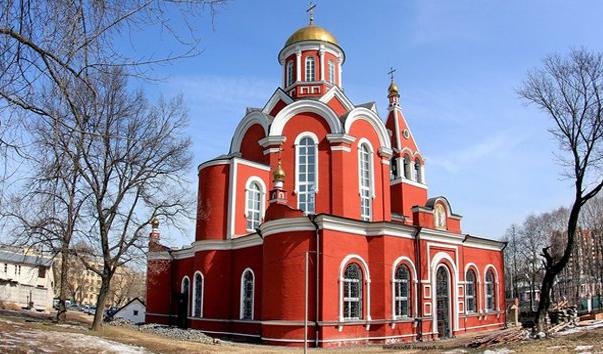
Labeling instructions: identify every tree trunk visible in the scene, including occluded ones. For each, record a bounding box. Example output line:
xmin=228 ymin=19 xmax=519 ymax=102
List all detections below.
xmin=91 ymin=273 xmax=111 ymax=330
xmin=56 ymin=246 xmax=70 ymax=323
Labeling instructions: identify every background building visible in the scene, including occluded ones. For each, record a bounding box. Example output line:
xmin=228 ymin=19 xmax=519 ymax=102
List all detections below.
xmin=0 ymin=247 xmax=54 ymax=311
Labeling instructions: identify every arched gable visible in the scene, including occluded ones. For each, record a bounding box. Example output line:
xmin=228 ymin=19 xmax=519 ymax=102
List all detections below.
xmin=270 ymin=100 xmax=343 ymax=137
xmin=230 ymin=111 xmax=270 ymax=154
xmin=344 ymin=107 xmax=391 ymax=149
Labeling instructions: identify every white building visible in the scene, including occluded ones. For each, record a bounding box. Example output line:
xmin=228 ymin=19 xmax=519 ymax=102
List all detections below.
xmin=113 ymin=297 xmax=145 ymax=323
xmin=0 ymin=249 xmax=55 ymax=311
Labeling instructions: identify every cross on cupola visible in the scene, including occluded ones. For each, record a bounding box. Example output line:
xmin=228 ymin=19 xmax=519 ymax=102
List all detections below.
xmin=307 ymin=1 xmax=316 ymax=25
xmin=388 ymin=66 xmax=400 ymax=106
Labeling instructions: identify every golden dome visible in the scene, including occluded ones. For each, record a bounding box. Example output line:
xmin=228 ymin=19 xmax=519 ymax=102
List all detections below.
xmin=388 ymin=81 xmax=399 ymax=95
xmin=284 ymin=25 xmax=339 ymax=48
xmin=151 ymin=216 xmax=160 ymax=229
xmin=273 ymin=161 xmax=286 ymax=181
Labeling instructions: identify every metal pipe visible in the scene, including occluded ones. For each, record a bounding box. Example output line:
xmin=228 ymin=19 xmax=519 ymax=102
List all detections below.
xmin=413 ymin=227 xmax=423 ymax=341
xmin=309 ymin=214 xmax=321 ymax=348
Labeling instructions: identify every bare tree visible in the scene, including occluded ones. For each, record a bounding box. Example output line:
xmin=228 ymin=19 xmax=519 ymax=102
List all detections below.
xmin=519 ymin=49 xmax=603 ymax=332
xmin=503 ymin=224 xmax=521 ymax=300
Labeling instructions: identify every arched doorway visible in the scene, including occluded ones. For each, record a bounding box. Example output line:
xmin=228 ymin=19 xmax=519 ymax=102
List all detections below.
xmin=436 ymin=266 xmax=451 ymax=338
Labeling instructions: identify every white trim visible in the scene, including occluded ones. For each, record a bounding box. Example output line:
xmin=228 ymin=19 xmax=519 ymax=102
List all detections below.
xmin=433 ymin=263 xmax=454 ymax=338
xmin=240 ymin=268 xmax=255 ymax=320
xmin=330 ymin=146 xmax=351 ymax=152
xmin=270 ymin=100 xmax=343 ymax=136
xmin=390 ymin=176 xmax=428 ymax=189
xmin=227 ymin=159 xmax=237 ymax=239
xmin=339 ymin=254 xmax=371 ymax=322
xmin=464 ymin=263 xmax=482 ymax=314
xmin=191 ymin=271 xmax=204 ymax=318
xmin=258 ymin=135 xmax=287 ymax=147
xmin=199 ymin=329 xmax=261 ymax=338
xmin=236 ymin=158 xmax=271 ymax=172
xmin=319 ymin=86 xmax=354 ymax=111
xmin=229 ymin=111 xmax=270 ymax=154
xmin=295 ymin=132 xmax=319 ymax=211
xmin=430 ymin=252 xmax=459 ymax=334
xmin=391 ymin=256 xmax=418 ymax=320
xmin=279 ymin=41 xmax=345 ymax=65
xmin=197 ymin=158 xmax=230 ymax=172
xmin=244 ymin=176 xmax=267 ymax=231
xmin=260 ymin=217 xmax=315 ymax=237
xmin=326 ymin=133 xmax=356 ymax=144
xmin=344 ymin=107 xmax=392 ymax=149
xmin=357 ymin=138 xmax=375 ymax=222
xmin=483 ymin=264 xmax=500 ymax=313
xmin=262 ymin=89 xmax=294 ymax=116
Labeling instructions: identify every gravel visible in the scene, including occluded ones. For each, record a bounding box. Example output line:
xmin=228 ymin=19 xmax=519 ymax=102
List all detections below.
xmin=108 ymin=318 xmax=221 ymax=345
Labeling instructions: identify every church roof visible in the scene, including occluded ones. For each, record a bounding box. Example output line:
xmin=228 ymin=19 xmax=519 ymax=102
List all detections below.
xmin=284 ymin=25 xmax=339 ymax=48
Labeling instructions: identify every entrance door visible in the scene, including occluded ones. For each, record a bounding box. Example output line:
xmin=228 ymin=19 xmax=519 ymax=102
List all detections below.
xmin=436 ymin=266 xmax=451 ymax=338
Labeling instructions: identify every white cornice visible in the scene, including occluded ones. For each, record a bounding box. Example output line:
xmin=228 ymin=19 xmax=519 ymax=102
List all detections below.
xmin=258 ymin=135 xmax=287 ymax=147
xmin=319 ymin=86 xmax=354 ymax=111
xmin=259 ymin=217 xmax=315 ymax=237
xmin=315 ymin=215 xmax=416 ymax=239
xmin=234 ymin=157 xmax=270 ymax=172
xmin=326 ymin=134 xmax=356 ymax=145
xmin=261 ymin=89 xmax=294 ymax=115
xmin=197 ymin=158 xmax=231 ymax=172
xmin=278 ymin=41 xmax=345 ymax=65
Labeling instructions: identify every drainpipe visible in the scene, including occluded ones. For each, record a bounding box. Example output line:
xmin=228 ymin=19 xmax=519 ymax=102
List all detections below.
xmin=414 ymin=226 xmax=423 ymax=341
xmin=309 ymin=214 xmax=320 ymax=348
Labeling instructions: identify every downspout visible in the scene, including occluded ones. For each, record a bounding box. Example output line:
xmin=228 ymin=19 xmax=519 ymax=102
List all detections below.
xmin=462 ymin=235 xmax=469 ymax=333
xmin=413 ymin=226 xmax=423 ymax=341
xmin=309 ymin=215 xmax=320 ymax=348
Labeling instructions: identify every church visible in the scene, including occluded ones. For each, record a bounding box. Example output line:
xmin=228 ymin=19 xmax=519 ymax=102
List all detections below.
xmin=146 ymin=11 xmax=506 ymax=347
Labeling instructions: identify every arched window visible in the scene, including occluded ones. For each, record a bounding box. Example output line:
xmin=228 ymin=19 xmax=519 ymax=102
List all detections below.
xmin=240 ymin=269 xmax=255 ymax=320
xmin=305 ymin=56 xmax=315 ymax=81
xmin=286 ymin=61 xmax=295 ymax=86
xmin=403 ymin=155 xmax=411 ymax=179
xmin=192 ymin=272 xmax=204 ymax=317
xmin=358 ymin=143 xmax=373 ymax=221
xmin=465 ymin=269 xmax=477 ymax=313
xmin=181 ymin=276 xmax=190 ymax=315
xmin=390 ymin=157 xmax=398 ymax=180
xmin=245 ymin=181 xmax=263 ymax=231
xmin=394 ymin=265 xmax=411 ymax=318
xmin=296 ymin=135 xmax=317 ymax=214
xmin=343 ymin=263 xmax=363 ymax=320
xmin=485 ymin=269 xmax=495 ymax=312
xmin=328 ymin=59 xmax=335 ymax=84
xmin=414 ymin=158 xmax=422 ymax=183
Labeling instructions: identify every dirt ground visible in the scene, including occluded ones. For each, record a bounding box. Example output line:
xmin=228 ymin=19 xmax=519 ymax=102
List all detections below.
xmin=0 ymin=310 xmax=602 ymax=353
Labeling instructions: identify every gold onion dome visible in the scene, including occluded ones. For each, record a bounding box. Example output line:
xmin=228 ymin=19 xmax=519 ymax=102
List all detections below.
xmin=388 ymin=81 xmax=399 ymax=95
xmin=151 ymin=216 xmax=160 ymax=229
xmin=284 ymin=25 xmax=339 ymax=48
xmin=273 ymin=161 xmax=286 ymax=181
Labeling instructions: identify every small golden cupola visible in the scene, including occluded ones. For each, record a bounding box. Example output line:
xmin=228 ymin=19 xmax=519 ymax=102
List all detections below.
xmin=388 ymin=67 xmax=400 ymax=106
xmin=273 ymin=159 xmax=286 ymax=182
xmin=278 ymin=2 xmax=345 ymax=98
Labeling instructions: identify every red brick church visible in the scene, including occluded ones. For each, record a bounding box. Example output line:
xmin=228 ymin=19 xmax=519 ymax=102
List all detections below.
xmin=146 ymin=13 xmax=506 ymax=347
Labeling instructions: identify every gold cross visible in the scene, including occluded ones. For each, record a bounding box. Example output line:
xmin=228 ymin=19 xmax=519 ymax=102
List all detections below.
xmin=307 ymin=1 xmax=316 ymax=25
xmin=387 ymin=67 xmax=397 ymax=82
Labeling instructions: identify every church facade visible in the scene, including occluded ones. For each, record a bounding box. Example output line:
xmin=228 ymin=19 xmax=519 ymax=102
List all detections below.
xmin=146 ymin=17 xmax=506 ymax=347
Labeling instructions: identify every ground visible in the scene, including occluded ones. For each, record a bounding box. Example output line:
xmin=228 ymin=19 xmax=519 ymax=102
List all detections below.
xmin=0 ymin=310 xmax=602 ymax=353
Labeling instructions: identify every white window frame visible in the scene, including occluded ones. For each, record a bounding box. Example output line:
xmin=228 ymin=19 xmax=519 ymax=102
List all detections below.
xmin=286 ymin=61 xmax=295 ymax=86
xmin=393 ymin=264 xmax=411 ymax=319
xmin=338 ymin=254 xmax=371 ymax=322
xmin=465 ymin=269 xmax=477 ymax=314
xmin=244 ymin=177 xmax=266 ymax=232
xmin=295 ymin=132 xmax=319 ymax=214
xmin=240 ymin=268 xmax=255 ymax=320
xmin=305 ymin=56 xmax=315 ymax=82
xmin=484 ymin=266 xmax=498 ymax=313
xmin=391 ymin=256 xmax=418 ymax=321
xmin=192 ymin=271 xmax=204 ymax=318
xmin=357 ymin=139 xmax=375 ymax=221
xmin=343 ymin=263 xmax=363 ymax=320
xmin=328 ymin=59 xmax=335 ymax=84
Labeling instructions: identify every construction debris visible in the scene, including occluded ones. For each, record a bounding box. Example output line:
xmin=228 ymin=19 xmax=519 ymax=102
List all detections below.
xmin=467 ymin=327 xmax=529 ymax=348
xmin=546 ymin=301 xmax=579 ymax=334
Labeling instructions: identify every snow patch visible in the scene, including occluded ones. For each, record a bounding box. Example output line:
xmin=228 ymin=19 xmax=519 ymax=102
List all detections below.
xmin=574 ymin=345 xmax=593 ymax=351
xmin=482 ymin=349 xmax=515 ymax=354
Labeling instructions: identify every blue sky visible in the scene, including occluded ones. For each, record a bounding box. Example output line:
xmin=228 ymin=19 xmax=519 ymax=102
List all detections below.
xmin=136 ymin=1 xmax=603 ymax=246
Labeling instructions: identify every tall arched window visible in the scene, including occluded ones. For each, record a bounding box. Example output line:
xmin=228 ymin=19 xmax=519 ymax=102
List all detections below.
xmin=240 ymin=269 xmax=255 ymax=320
xmin=296 ymin=135 xmax=317 ymax=214
xmin=245 ymin=181 xmax=263 ymax=231
xmin=343 ymin=263 xmax=363 ymax=320
xmin=328 ymin=59 xmax=335 ymax=84
xmin=390 ymin=157 xmax=398 ymax=180
xmin=465 ymin=269 xmax=477 ymax=313
xmin=359 ymin=143 xmax=373 ymax=221
xmin=305 ymin=56 xmax=315 ymax=81
xmin=192 ymin=272 xmax=204 ymax=317
xmin=403 ymin=155 xmax=411 ymax=179
xmin=485 ymin=269 xmax=495 ymax=312
xmin=414 ymin=158 xmax=422 ymax=183
xmin=286 ymin=61 xmax=295 ymax=86
xmin=181 ymin=276 xmax=190 ymax=315
xmin=394 ymin=265 xmax=411 ymax=318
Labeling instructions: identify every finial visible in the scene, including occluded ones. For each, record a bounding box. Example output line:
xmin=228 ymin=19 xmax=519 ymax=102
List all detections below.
xmin=387 ymin=67 xmax=397 ymax=83
xmin=151 ymin=216 xmax=160 ymax=229
xmin=307 ymin=1 xmax=316 ymax=25
xmin=274 ymin=158 xmax=286 ymax=181
xmin=387 ymin=67 xmax=399 ymax=96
